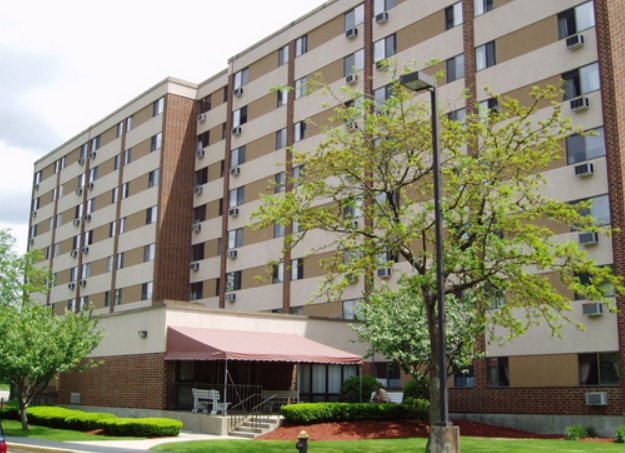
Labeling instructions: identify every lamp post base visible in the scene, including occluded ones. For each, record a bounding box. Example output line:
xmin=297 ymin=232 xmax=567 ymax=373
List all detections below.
xmin=430 ymin=425 xmax=460 ymax=453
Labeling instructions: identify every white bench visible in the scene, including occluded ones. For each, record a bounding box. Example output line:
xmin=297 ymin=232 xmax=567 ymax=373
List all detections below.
xmin=370 ymin=391 xmax=403 ymax=404
xmin=192 ymin=388 xmax=230 ymax=415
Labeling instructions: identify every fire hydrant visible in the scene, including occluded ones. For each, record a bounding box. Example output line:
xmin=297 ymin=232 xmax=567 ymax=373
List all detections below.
xmin=295 ymin=430 xmax=309 ymax=452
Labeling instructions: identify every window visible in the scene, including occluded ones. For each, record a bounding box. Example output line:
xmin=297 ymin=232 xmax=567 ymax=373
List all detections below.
xmin=197 ymin=131 xmax=210 ymax=152
xmin=192 ymin=243 xmax=205 ymax=261
xmin=343 ymin=197 xmax=363 ymax=219
xmin=82 ymin=263 xmax=91 ymax=278
xmin=190 ymin=282 xmax=203 ymax=301
xmin=295 ymin=76 xmax=308 ymax=99
xmin=119 ymin=217 xmax=126 ymax=233
xmin=148 ymin=169 xmax=160 ymax=188
xmin=277 ymin=87 xmax=289 ymax=106
xmin=574 ymin=267 xmax=615 ymax=301
xmin=574 ymin=194 xmax=611 ymax=227
xmin=223 ymin=86 xmax=228 ymax=102
xmin=374 ymin=34 xmax=397 ymax=65
xmin=563 ymin=63 xmax=600 ymax=100
xmin=232 ymin=106 xmax=248 ymax=127
xmin=141 ymin=282 xmax=153 ymax=300
xmin=88 ymin=166 xmax=98 ymax=183
xmin=295 ymin=35 xmax=308 ymax=57
xmin=194 ymin=204 xmax=207 ymax=223
xmin=122 ymin=182 xmax=129 ymax=199
xmin=124 ymin=148 xmax=132 ymax=165
xmin=126 ymin=116 xmax=133 ymax=132
xmin=566 ymin=127 xmax=605 ymax=164
xmin=153 ymin=97 xmax=164 ymax=116
xmin=479 ymin=98 xmax=499 ymax=117
xmin=107 ymin=256 xmax=114 ymax=272
xmin=445 ymin=2 xmax=463 ymax=29
xmin=274 ymin=223 xmax=286 ymax=238
xmin=273 ymin=262 xmax=284 ymax=283
xmin=229 ymin=186 xmax=245 ymax=208
xmin=278 ymin=45 xmax=289 ymax=66
xmin=151 ymin=132 xmax=162 ymax=151
xmin=144 ymin=243 xmax=155 ymax=262
xmin=74 ymin=204 xmax=83 ymax=220
xmin=558 ymin=1 xmax=595 ymax=39
xmin=226 ymin=271 xmax=242 ymax=291
xmin=293 ymin=165 xmax=304 ymax=187
xmin=343 ymin=298 xmax=363 ymax=320
xmin=104 ymin=291 xmax=111 ymax=307
xmin=198 ymin=95 xmax=211 ymax=113
xmin=299 ymin=364 xmax=358 ymax=401
xmin=86 ymin=197 xmax=95 ymax=214
xmin=448 ymin=107 xmax=466 ymax=122
xmin=221 ymin=122 xmax=227 ymax=140
xmin=579 ymin=352 xmax=620 ymax=385
xmin=116 ymin=121 xmax=124 ymax=138
xmin=77 ymin=173 xmax=85 ymax=189
xmin=344 ymin=4 xmax=364 ymax=31
xmin=294 ymin=121 xmax=307 ymax=142
xmin=374 ymin=0 xmax=396 ymax=15
xmin=227 ymin=228 xmax=244 ymax=249
xmin=375 ymin=362 xmax=401 ymax=388
xmin=276 ymin=128 xmax=287 ymax=149
xmin=115 ymin=288 xmax=122 ymax=305
xmin=454 ymin=367 xmax=476 ymax=388
xmin=195 ymin=168 xmax=208 ymax=186
xmin=487 ymin=357 xmax=509 ymax=387
xmin=234 ymin=67 xmax=250 ymax=90
xmin=274 ymin=172 xmax=286 ymax=193
xmin=54 ymin=156 xmax=66 ymax=173
xmin=344 ymin=49 xmax=365 ymax=76
xmin=70 ymin=266 xmax=78 ymax=282
xmin=476 ymin=41 xmax=496 ymax=71
xmin=374 ymin=84 xmax=394 ymax=109
xmin=67 ymin=299 xmax=75 ymax=311
xmin=54 ymin=242 xmax=60 ymax=257
xmin=146 ymin=206 xmax=158 ymax=225
xmin=72 ymin=235 xmax=81 ymax=251
xmin=113 ymin=154 xmax=121 ymax=170
xmin=91 ymin=136 xmax=101 ymax=151
xmin=447 ymin=53 xmax=465 ymax=83
xmin=293 ymin=258 xmax=304 ymax=280
xmin=109 ymin=221 xmax=116 ymax=238
xmin=474 ymin=0 xmax=493 ymax=16
xmin=231 ymin=146 xmax=247 ymax=167
xmin=116 ymin=253 xmax=125 ymax=270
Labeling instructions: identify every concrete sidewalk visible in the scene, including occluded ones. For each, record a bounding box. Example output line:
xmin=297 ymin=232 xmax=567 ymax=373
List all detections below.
xmin=8 ymin=432 xmax=246 ymax=453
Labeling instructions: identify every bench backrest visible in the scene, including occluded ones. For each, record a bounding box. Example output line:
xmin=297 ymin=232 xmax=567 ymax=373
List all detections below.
xmin=192 ymin=388 xmax=220 ymax=400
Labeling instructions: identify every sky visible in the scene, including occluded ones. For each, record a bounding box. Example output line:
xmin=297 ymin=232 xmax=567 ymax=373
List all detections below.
xmin=0 ymin=0 xmax=327 ymax=253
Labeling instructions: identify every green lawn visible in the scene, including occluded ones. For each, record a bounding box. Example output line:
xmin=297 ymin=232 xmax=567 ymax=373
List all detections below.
xmin=2 ymin=419 xmax=142 ymax=441
xmin=0 ymin=384 xmax=9 ymax=391
xmin=152 ymin=437 xmax=623 ymax=453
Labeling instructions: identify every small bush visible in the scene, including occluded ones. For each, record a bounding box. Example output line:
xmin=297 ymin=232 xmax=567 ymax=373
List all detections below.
xmin=564 ymin=424 xmax=596 ymax=440
xmin=401 ymin=397 xmax=429 ymax=422
xmin=338 ymin=375 xmax=381 ymax=403
xmin=27 ymin=407 xmax=79 ymax=428
xmin=64 ymin=412 xmax=117 ymax=431
xmin=281 ymin=402 xmax=411 ymax=424
xmin=615 ymin=425 xmax=625 ymax=443
xmin=99 ymin=418 xmax=183 ymax=437
xmin=402 ymin=376 xmax=429 ymax=401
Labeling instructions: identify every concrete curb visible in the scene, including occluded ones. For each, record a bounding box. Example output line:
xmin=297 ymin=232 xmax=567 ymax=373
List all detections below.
xmin=8 ymin=442 xmax=81 ymax=453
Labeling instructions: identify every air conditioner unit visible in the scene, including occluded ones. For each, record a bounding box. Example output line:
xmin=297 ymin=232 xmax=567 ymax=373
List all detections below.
xmin=29 ymin=238 xmax=34 ymax=246
xmin=232 ymin=126 xmax=242 ymax=136
xmin=582 ymin=302 xmax=604 ymax=317
xmin=346 ymin=120 xmax=357 ymax=130
xmin=230 ymin=166 xmax=241 ymax=176
xmin=375 ymin=11 xmax=389 ymax=24
xmin=234 ymin=87 xmax=244 ymax=97
xmin=79 ymin=279 xmax=87 ymax=288
xmin=78 ymin=157 xmax=86 ymax=166
xmin=198 ymin=113 xmax=207 ymax=122
xmin=570 ymin=96 xmax=590 ymax=112
xmin=585 ymin=392 xmax=608 ymax=406
xmin=579 ymin=232 xmax=599 ymax=246
xmin=345 ymin=27 xmax=358 ymax=39
xmin=194 ymin=185 xmax=203 ymax=195
xmin=377 ymin=268 xmax=392 ymax=279
xmin=227 ymin=249 xmax=238 ymax=259
xmin=190 ymin=262 xmax=200 ymax=271
xmin=81 ymin=246 xmax=89 ymax=254
xmin=87 ymin=182 xmax=94 ymax=191
xmin=30 ymin=210 xmax=37 ymax=218
xmin=33 ymin=183 xmax=40 ymax=191
xmin=68 ymin=282 xmax=76 ymax=290
xmin=76 ymin=187 xmax=83 ymax=196
xmin=225 ymin=293 xmax=236 ymax=302
xmin=351 ymin=220 xmax=360 ymax=229
xmin=346 ymin=74 xmax=358 ymax=85
xmin=376 ymin=60 xmax=388 ymax=71
xmin=228 ymin=207 xmax=239 ymax=217
xmin=73 ymin=218 xmax=81 ymax=226
xmin=90 ymin=151 xmax=97 ymax=159
xmin=84 ymin=214 xmax=92 ymax=223
xmin=566 ymin=33 xmax=585 ymax=50
xmin=70 ymin=249 xmax=79 ymax=258
xmin=574 ymin=163 xmax=594 ymax=177
xmin=196 ymin=148 xmax=205 ymax=158
xmin=192 ymin=223 xmax=202 ymax=233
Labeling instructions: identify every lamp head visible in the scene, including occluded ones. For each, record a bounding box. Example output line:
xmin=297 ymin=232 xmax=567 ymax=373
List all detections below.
xmin=399 ymin=71 xmax=436 ymax=92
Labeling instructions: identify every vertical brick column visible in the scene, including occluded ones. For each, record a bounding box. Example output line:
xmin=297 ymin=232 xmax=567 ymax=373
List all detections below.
xmin=46 ymin=163 xmax=64 ymax=306
xmin=462 ymin=0 xmax=477 ymax=115
xmin=110 ymin=122 xmax=128 ymax=312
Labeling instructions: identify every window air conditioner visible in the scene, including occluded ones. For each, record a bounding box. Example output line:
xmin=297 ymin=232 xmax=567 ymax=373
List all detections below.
xmin=73 ymin=218 xmax=81 ymax=226
xmin=225 ymin=293 xmax=237 ymax=302
xmin=30 ymin=210 xmax=37 ymax=218
xmin=578 ymin=232 xmax=599 ymax=246
xmin=376 ymin=60 xmax=388 ymax=71
xmin=227 ymin=249 xmax=238 ymax=259
xmin=194 ymin=185 xmax=203 ymax=195
xmin=582 ymin=302 xmax=604 ymax=317
xmin=196 ymin=148 xmax=205 ymax=158
xmin=198 ymin=113 xmax=207 ymax=122
xmin=33 ymin=183 xmax=40 ymax=191
xmin=78 ymin=157 xmax=86 ymax=166
xmin=232 ymin=126 xmax=242 ymax=136
xmin=377 ymin=268 xmax=392 ymax=279
xmin=345 ymin=27 xmax=358 ymax=39
xmin=566 ymin=34 xmax=585 ymax=50
xmin=230 ymin=166 xmax=241 ymax=176
xmin=87 ymin=182 xmax=94 ymax=191
xmin=346 ymin=74 xmax=358 ymax=85
xmin=585 ymin=392 xmax=608 ymax=406
xmin=228 ymin=207 xmax=239 ymax=217
xmin=570 ymin=96 xmax=590 ymax=112
xmin=76 ymin=187 xmax=83 ymax=196
xmin=190 ymin=262 xmax=200 ymax=271
xmin=192 ymin=223 xmax=202 ymax=233
xmin=81 ymin=246 xmax=89 ymax=254
xmin=90 ymin=151 xmax=97 ymax=159
xmin=234 ymin=87 xmax=244 ymax=97
xmin=574 ymin=163 xmax=594 ymax=177
xmin=68 ymin=282 xmax=76 ymax=290
xmin=71 ymin=249 xmax=79 ymax=258
xmin=375 ymin=11 xmax=389 ymax=24
xmin=84 ymin=214 xmax=92 ymax=222
xmin=79 ymin=279 xmax=87 ymax=288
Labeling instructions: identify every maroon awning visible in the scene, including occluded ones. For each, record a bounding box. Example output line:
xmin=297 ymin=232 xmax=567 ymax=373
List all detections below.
xmin=165 ymin=326 xmax=362 ymax=364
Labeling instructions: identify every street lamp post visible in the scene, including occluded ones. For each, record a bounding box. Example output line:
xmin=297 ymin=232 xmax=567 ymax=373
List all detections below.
xmin=399 ymin=71 xmax=460 ymax=452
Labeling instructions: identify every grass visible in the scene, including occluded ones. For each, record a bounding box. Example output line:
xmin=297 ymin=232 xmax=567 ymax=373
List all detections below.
xmin=2 ymin=419 xmax=142 ymax=441
xmin=152 ymin=437 xmax=624 ymax=453
xmin=0 ymin=384 xmax=9 ymax=391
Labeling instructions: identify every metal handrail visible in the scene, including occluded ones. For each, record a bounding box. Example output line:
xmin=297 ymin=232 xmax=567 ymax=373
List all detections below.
xmin=228 ymin=394 xmax=278 ymax=434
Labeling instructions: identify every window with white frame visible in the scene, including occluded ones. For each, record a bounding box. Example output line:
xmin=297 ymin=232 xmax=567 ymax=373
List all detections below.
xmin=374 ymin=34 xmax=397 ymax=67
xmin=124 ymin=148 xmax=132 ymax=165
xmin=447 ymin=107 xmax=466 ymax=122
xmin=153 ymin=97 xmax=164 ymax=116
xmin=274 ymin=223 xmax=286 ymax=238
xmin=226 ymin=271 xmax=242 ymax=291
xmin=294 ymin=121 xmax=307 ymax=142
xmin=566 ymin=127 xmax=605 ymax=164
xmin=343 ymin=298 xmax=363 ymax=320
xmin=276 ymin=128 xmax=287 ymax=149
xmin=296 ymin=35 xmax=308 ymax=57
xmin=445 ymin=2 xmax=463 ymax=29
xmin=344 ymin=4 xmax=364 ymax=31
xmin=227 ymin=228 xmax=244 ymax=249
xmin=82 ymin=263 xmax=91 ymax=278
xmin=573 ymin=194 xmax=611 ymax=227
xmin=232 ymin=106 xmax=248 ymax=127
xmin=141 ymin=282 xmax=154 ymax=300
xmin=151 ymin=132 xmax=162 ymax=151
xmin=234 ymin=67 xmax=250 ymax=90
xmin=344 ymin=49 xmax=365 ymax=76
xmin=121 ymin=182 xmax=129 ymax=199
xmin=116 ymin=252 xmax=125 ymax=270
xmin=146 ymin=206 xmax=158 ymax=225
xmin=295 ymin=76 xmax=308 ymax=99
xmin=486 ymin=357 xmax=509 ymax=387
xmin=143 ymin=243 xmax=155 ymax=262
xmin=579 ymin=352 xmax=620 ymax=385
xmin=558 ymin=1 xmax=595 ymax=39
xmin=229 ymin=186 xmax=245 ymax=208
xmin=474 ymin=0 xmax=493 ymax=16
xmin=374 ymin=0 xmax=396 ymax=15
xmin=446 ymin=53 xmax=465 ymax=83
xmin=115 ymin=288 xmax=122 ymax=305
xmin=562 ymin=62 xmax=600 ymax=100
xmin=278 ymin=45 xmax=289 ymax=66
xmin=148 ymin=169 xmax=160 ymax=188
xmin=277 ymin=87 xmax=289 ymax=106
xmin=476 ymin=41 xmax=496 ymax=71
xmin=231 ymin=146 xmax=246 ymax=167
xmin=274 ymin=172 xmax=286 ymax=193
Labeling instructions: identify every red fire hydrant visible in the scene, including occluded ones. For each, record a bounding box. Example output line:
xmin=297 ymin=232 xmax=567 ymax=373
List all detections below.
xmin=295 ymin=430 xmax=309 ymax=452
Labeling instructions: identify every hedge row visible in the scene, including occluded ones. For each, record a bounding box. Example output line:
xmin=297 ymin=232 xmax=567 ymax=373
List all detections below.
xmin=1 ymin=405 xmax=183 ymax=437
xmin=281 ymin=399 xmax=429 ymax=425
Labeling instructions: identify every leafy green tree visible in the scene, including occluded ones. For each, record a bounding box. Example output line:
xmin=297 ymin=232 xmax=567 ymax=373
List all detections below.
xmin=253 ymin=77 xmax=622 ymax=428
xmin=0 ymin=229 xmax=104 ymax=430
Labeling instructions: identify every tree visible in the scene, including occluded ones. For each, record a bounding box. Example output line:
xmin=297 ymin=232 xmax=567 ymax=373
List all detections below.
xmin=252 ymin=76 xmax=623 ymax=429
xmin=0 ymin=230 xmax=104 ymax=430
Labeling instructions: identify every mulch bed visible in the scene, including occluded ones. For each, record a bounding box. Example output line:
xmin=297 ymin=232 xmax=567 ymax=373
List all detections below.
xmin=259 ymin=419 xmax=613 ymax=442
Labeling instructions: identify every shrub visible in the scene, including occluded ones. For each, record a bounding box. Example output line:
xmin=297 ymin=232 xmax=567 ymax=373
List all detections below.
xmin=401 ymin=397 xmax=429 ymax=422
xmin=99 ymin=418 xmax=183 ymax=437
xmin=64 ymin=412 xmax=117 ymax=431
xmin=281 ymin=402 xmax=410 ymax=424
xmin=402 ymin=376 xmax=429 ymax=401
xmin=27 ymin=407 xmax=79 ymax=428
xmin=615 ymin=425 xmax=625 ymax=443
xmin=338 ymin=375 xmax=381 ymax=403
xmin=564 ymin=424 xmax=596 ymax=440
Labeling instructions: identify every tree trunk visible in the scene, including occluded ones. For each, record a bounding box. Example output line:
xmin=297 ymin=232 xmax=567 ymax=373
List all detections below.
xmin=18 ymin=397 xmax=29 ymax=432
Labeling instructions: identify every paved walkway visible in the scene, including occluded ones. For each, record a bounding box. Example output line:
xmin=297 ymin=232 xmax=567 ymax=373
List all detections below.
xmin=8 ymin=432 xmax=245 ymax=453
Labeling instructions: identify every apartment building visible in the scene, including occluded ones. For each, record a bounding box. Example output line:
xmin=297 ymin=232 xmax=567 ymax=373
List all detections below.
xmin=29 ymin=0 xmax=625 ymax=432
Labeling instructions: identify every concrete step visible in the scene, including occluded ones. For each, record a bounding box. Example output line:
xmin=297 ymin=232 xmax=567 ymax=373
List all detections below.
xmin=228 ymin=415 xmax=283 ymax=438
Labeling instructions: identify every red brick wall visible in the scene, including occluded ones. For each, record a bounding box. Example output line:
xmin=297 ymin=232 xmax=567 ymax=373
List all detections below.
xmin=58 ymin=353 xmax=173 ymax=409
